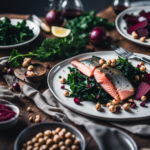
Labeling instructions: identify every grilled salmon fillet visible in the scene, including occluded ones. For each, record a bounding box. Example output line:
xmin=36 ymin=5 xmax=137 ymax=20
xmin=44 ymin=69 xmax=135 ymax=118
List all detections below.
xmin=71 ymin=57 xmax=135 ymax=101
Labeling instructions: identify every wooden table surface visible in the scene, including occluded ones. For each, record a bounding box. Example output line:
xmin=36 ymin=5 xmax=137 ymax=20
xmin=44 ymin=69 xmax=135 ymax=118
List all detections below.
xmin=0 ymin=6 xmax=150 ymax=150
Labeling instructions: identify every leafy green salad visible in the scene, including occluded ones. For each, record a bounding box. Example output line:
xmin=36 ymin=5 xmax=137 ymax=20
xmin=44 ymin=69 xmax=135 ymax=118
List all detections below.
xmin=0 ymin=18 xmax=34 ymax=45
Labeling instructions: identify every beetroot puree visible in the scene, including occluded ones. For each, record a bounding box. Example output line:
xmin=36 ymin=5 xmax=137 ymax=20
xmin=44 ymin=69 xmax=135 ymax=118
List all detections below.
xmin=0 ymin=104 xmax=16 ymax=121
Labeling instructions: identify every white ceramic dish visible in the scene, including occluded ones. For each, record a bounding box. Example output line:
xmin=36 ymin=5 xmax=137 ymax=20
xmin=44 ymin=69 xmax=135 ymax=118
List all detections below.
xmin=0 ymin=19 xmax=40 ymax=49
xmin=0 ymin=100 xmax=20 ymax=130
xmin=48 ymin=51 xmax=150 ymax=121
xmin=116 ymin=6 xmax=150 ymax=47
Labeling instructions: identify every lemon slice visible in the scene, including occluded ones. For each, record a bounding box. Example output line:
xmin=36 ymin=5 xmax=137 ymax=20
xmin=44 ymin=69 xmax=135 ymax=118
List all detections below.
xmin=51 ymin=26 xmax=71 ymax=38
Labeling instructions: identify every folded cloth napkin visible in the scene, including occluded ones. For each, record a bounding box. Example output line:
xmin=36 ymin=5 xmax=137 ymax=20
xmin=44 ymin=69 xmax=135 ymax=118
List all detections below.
xmin=0 ymin=57 xmax=139 ymax=150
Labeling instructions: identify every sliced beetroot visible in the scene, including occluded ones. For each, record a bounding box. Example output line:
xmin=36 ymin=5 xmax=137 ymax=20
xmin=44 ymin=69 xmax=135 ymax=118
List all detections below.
xmin=135 ymin=82 xmax=150 ymax=100
xmin=137 ymin=64 xmax=141 ymax=68
xmin=74 ymin=97 xmax=82 ymax=105
xmin=95 ymin=95 xmax=100 ymax=99
xmin=123 ymin=14 xmax=136 ymax=20
xmin=126 ymin=18 xmax=139 ymax=25
xmin=131 ymin=103 xmax=137 ymax=109
xmin=86 ymin=84 xmax=92 ymax=88
xmin=127 ymin=20 xmax=148 ymax=34
xmin=145 ymin=74 xmax=150 ymax=85
xmin=139 ymin=10 xmax=146 ymax=16
xmin=137 ymin=28 xmax=149 ymax=38
xmin=140 ymin=101 xmax=146 ymax=107
xmin=116 ymin=105 xmax=121 ymax=111
xmin=140 ymin=12 xmax=150 ymax=21
xmin=61 ymin=85 xmax=65 ymax=89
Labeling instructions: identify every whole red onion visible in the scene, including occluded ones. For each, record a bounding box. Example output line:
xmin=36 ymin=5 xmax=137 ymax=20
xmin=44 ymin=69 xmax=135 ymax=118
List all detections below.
xmin=46 ymin=9 xmax=64 ymax=26
xmin=89 ymin=27 xmax=107 ymax=45
xmin=12 ymin=82 xmax=20 ymax=91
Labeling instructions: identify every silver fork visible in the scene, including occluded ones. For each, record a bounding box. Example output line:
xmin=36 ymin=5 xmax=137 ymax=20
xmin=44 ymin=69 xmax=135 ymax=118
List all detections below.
xmin=111 ymin=45 xmax=150 ymax=64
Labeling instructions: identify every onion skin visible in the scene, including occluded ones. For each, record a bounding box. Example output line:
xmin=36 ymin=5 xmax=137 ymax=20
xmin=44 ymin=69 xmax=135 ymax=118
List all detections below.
xmin=89 ymin=27 xmax=107 ymax=45
xmin=46 ymin=9 xmax=64 ymax=26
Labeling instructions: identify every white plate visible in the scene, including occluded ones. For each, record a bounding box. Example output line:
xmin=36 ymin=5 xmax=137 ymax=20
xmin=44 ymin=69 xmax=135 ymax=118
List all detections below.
xmin=0 ymin=19 xmax=40 ymax=49
xmin=48 ymin=51 xmax=150 ymax=121
xmin=116 ymin=7 xmax=150 ymax=47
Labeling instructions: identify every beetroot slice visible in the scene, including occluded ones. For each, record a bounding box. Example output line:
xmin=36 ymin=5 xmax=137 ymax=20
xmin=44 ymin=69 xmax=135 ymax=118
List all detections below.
xmin=135 ymin=82 xmax=150 ymax=100
xmin=137 ymin=28 xmax=149 ymax=38
xmin=126 ymin=18 xmax=139 ymax=25
xmin=145 ymin=74 xmax=150 ymax=85
xmin=127 ymin=20 xmax=148 ymax=34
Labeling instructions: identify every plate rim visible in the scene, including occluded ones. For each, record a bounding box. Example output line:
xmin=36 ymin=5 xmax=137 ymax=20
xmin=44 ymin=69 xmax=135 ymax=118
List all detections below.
xmin=47 ymin=51 xmax=150 ymax=121
xmin=0 ymin=18 xmax=40 ymax=49
xmin=116 ymin=6 xmax=150 ymax=47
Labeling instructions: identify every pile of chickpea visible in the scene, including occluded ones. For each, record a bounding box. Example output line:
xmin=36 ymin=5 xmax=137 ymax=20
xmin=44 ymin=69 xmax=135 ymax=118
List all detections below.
xmin=131 ymin=31 xmax=149 ymax=42
xmin=21 ymin=127 xmax=81 ymax=150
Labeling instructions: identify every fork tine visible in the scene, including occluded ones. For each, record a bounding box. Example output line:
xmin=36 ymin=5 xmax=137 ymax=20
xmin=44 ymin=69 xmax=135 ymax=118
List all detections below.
xmin=114 ymin=49 xmax=123 ymax=57
xmin=120 ymin=46 xmax=132 ymax=55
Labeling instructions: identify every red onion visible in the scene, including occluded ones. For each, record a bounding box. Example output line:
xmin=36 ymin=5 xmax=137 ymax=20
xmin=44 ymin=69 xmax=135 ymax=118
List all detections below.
xmin=61 ymin=85 xmax=65 ymax=89
xmin=89 ymin=27 xmax=107 ymax=45
xmin=7 ymin=68 xmax=13 ymax=75
xmin=140 ymin=101 xmax=146 ymax=107
xmin=116 ymin=105 xmax=121 ymax=111
xmin=12 ymin=82 xmax=20 ymax=91
xmin=131 ymin=103 xmax=137 ymax=109
xmin=74 ymin=97 xmax=82 ymax=105
xmin=137 ymin=65 xmax=141 ymax=68
xmin=46 ymin=9 xmax=64 ymax=26
xmin=95 ymin=95 xmax=100 ymax=99
xmin=86 ymin=84 xmax=92 ymax=88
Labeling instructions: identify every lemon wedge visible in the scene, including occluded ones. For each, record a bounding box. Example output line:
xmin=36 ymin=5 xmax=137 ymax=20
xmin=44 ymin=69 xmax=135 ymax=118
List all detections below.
xmin=51 ymin=26 xmax=71 ymax=38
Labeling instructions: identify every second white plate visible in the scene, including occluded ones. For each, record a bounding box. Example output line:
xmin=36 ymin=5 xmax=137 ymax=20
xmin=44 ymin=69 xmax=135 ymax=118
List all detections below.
xmin=116 ymin=6 xmax=150 ymax=47
xmin=47 ymin=51 xmax=150 ymax=121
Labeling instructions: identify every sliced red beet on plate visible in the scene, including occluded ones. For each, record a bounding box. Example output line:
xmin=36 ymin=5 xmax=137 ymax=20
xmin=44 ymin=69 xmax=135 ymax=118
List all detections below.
xmin=127 ymin=20 xmax=148 ymax=34
xmin=135 ymin=82 xmax=150 ymax=100
xmin=145 ymin=74 xmax=150 ymax=85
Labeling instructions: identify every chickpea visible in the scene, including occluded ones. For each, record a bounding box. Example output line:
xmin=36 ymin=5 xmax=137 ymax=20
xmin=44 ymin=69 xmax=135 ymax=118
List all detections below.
xmin=60 ymin=145 xmax=67 ymax=150
xmin=51 ymin=144 xmax=59 ymax=150
xmin=60 ymin=78 xmax=66 ymax=84
xmin=34 ymin=142 xmax=40 ymax=147
xmin=22 ymin=61 xmax=29 ymax=68
xmin=53 ymin=135 xmax=60 ymax=143
xmin=36 ymin=132 xmax=43 ymax=139
xmin=58 ymin=132 xmax=64 ymax=140
xmin=141 ymin=74 xmax=145 ymax=80
xmin=131 ymin=31 xmax=138 ymax=39
xmin=140 ymin=36 xmax=146 ymax=42
xmin=107 ymin=60 xmax=112 ymax=66
xmin=46 ymin=138 xmax=53 ymax=146
xmin=63 ymin=91 xmax=69 ymax=97
xmin=21 ymin=148 xmax=26 ymax=150
xmin=44 ymin=130 xmax=52 ymax=137
xmin=102 ymin=64 xmax=108 ymax=69
xmin=38 ymin=138 xmax=45 ymax=145
xmin=149 ymin=72 xmax=150 ymax=74
xmin=95 ymin=102 xmax=101 ymax=111
xmin=108 ymin=105 xmax=116 ymax=113
xmin=36 ymin=115 xmax=41 ymax=119
xmin=123 ymin=103 xmax=131 ymax=110
xmin=140 ymin=65 xmax=146 ymax=72
xmin=33 ymin=147 xmax=39 ymax=150
xmin=65 ymin=132 xmax=72 ymax=139
xmin=27 ymin=71 xmax=36 ymax=77
xmin=27 ymin=107 xmax=31 ymax=112
xmin=128 ymin=99 xmax=134 ymax=103
xmin=44 ymin=136 xmax=49 ymax=141
xmin=22 ymin=143 xmax=27 ymax=147
xmin=52 ymin=130 xmax=56 ymax=135
xmin=112 ymin=99 xmax=119 ymax=105
xmin=32 ymin=137 xmax=37 ymax=143
xmin=27 ymin=141 xmax=32 ymax=145
xmin=112 ymin=59 xmax=117 ymax=63
xmin=59 ymin=141 xmax=64 ymax=147
xmin=74 ymin=140 xmax=80 ymax=146
xmin=2 ymin=67 xmax=8 ymax=73
xmin=29 ymin=116 xmax=33 ymax=122
xmin=61 ymin=128 xmax=66 ymax=134
xmin=135 ymin=75 xmax=140 ymax=81
xmin=26 ymin=145 xmax=33 ymax=150
xmin=65 ymin=139 xmax=72 ymax=146
xmin=71 ymin=135 xmax=76 ymax=141
xmin=106 ymin=102 xmax=112 ymax=108
xmin=35 ymin=118 xmax=41 ymax=123
xmin=140 ymin=61 xmax=144 ymax=66
xmin=28 ymin=65 xmax=34 ymax=71
xmin=111 ymin=62 xmax=116 ymax=67
xmin=55 ymin=127 xmax=61 ymax=133
xmin=141 ymin=96 xmax=147 ymax=101
xmin=40 ymin=145 xmax=48 ymax=150
xmin=71 ymin=145 xmax=80 ymax=150
xmin=99 ymin=59 xmax=105 ymax=65
xmin=26 ymin=58 xmax=32 ymax=63
xmin=24 ymin=58 xmax=28 ymax=61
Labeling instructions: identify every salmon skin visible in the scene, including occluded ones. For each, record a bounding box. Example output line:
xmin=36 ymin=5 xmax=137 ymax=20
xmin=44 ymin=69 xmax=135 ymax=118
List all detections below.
xmin=71 ymin=57 xmax=135 ymax=101
xmin=71 ymin=58 xmax=101 ymax=77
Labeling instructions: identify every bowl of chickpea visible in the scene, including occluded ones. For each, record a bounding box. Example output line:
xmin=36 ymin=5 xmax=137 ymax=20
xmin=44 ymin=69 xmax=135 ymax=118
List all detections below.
xmin=14 ymin=122 xmax=86 ymax=150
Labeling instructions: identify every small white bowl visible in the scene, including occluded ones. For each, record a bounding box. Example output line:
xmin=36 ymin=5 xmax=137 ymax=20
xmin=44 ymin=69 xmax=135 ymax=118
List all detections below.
xmin=0 ymin=100 xmax=20 ymax=131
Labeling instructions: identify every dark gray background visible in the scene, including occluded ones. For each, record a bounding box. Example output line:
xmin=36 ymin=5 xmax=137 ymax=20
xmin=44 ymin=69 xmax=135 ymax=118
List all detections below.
xmin=0 ymin=0 xmax=139 ymax=17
